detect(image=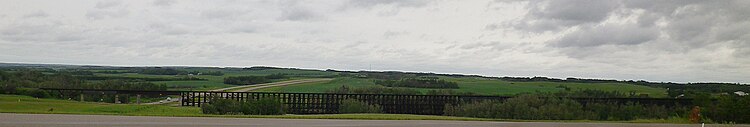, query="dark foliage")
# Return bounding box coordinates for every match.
[76,75,205,81]
[187,71,224,76]
[552,89,636,98]
[224,76,270,85]
[697,95,750,123]
[202,97,285,115]
[425,89,476,95]
[339,99,382,113]
[327,85,420,95]
[375,78,459,89]
[223,74,286,85]
[445,95,684,120]
[137,68,186,75]
[0,70,167,102]
[241,98,285,115]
